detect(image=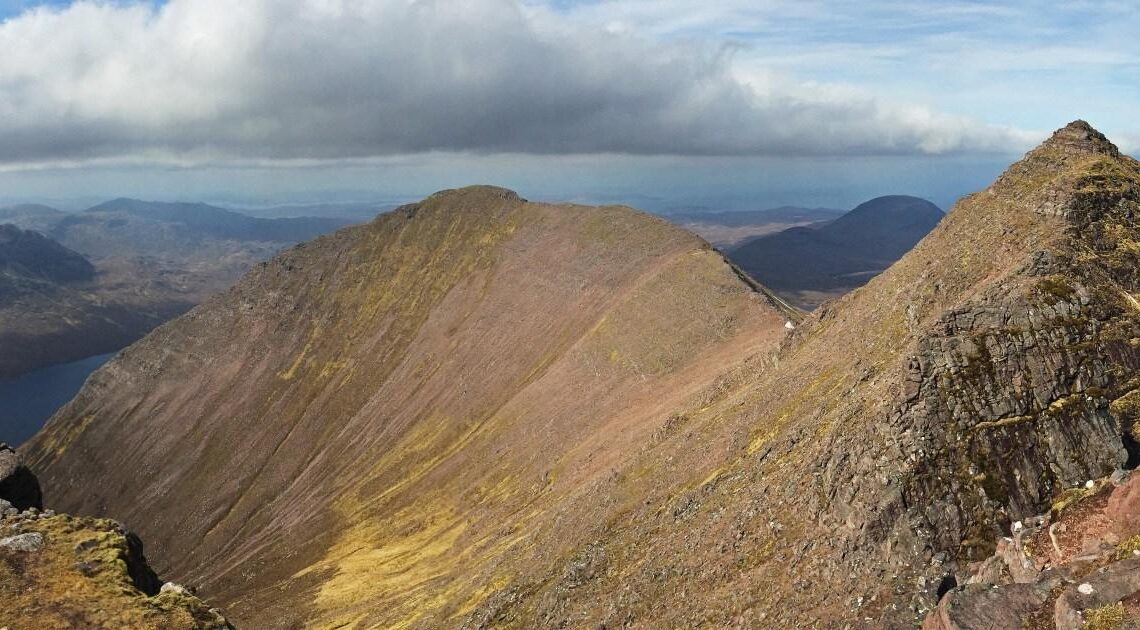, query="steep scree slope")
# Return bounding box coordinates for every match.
[25,186,793,627]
